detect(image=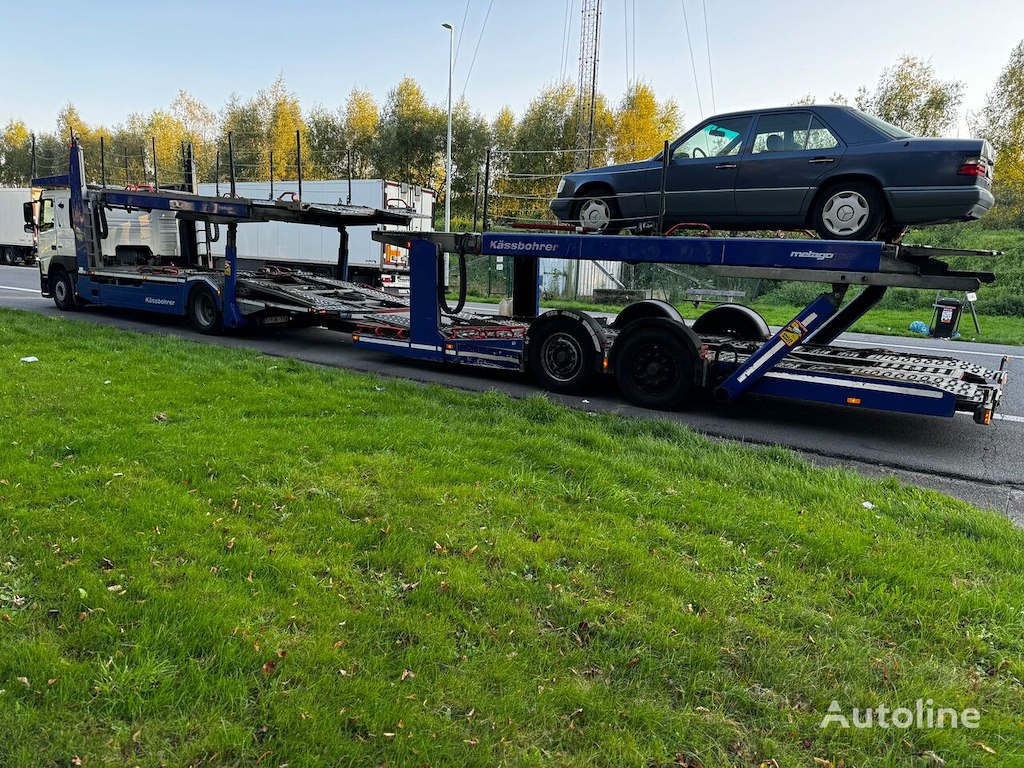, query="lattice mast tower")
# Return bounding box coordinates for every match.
[574,0,602,171]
